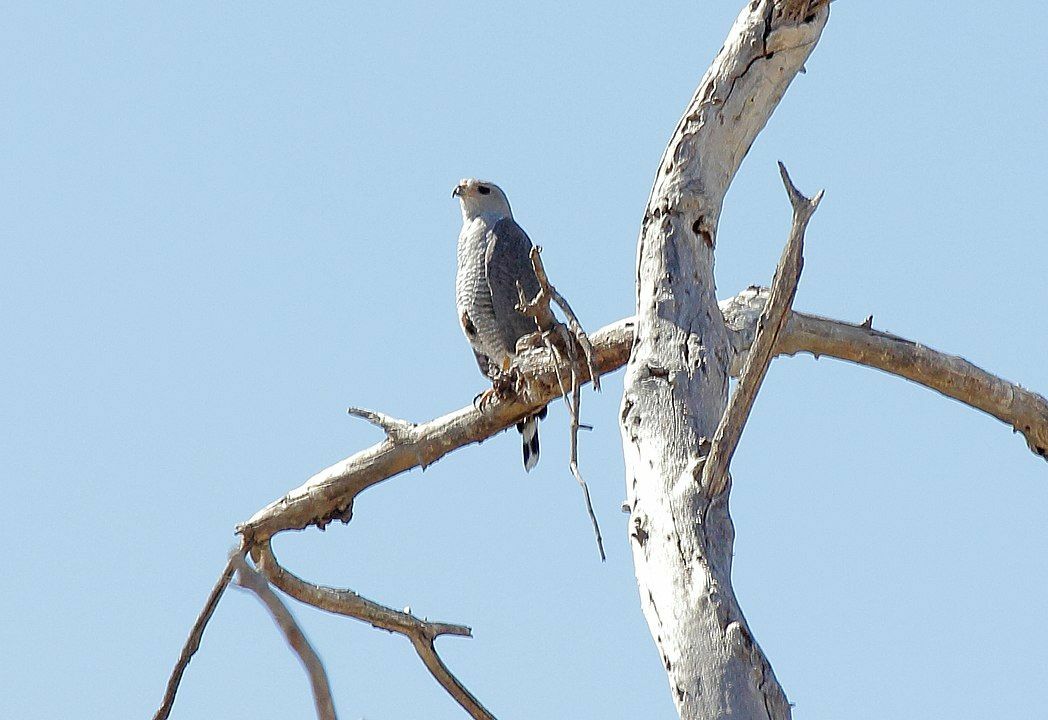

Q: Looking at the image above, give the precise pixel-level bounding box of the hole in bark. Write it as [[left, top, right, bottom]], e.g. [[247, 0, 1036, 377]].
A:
[[692, 217, 713, 247]]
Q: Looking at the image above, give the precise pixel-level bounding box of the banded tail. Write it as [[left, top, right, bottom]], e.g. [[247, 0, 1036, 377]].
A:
[[516, 405, 548, 472]]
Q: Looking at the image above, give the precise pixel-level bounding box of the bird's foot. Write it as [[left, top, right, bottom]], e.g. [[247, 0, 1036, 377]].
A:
[[500, 365, 531, 398], [473, 388, 499, 412], [473, 367, 528, 413]]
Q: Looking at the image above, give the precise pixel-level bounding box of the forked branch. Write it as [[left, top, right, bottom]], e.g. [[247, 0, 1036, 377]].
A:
[[250, 540, 493, 720]]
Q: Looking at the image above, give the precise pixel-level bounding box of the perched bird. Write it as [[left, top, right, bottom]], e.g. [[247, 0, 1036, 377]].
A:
[[453, 178, 553, 471]]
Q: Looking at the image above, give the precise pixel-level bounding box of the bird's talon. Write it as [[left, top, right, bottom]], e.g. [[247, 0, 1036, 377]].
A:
[[474, 388, 499, 412]]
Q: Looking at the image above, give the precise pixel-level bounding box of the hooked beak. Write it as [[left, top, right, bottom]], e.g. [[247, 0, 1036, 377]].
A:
[[452, 185, 463, 198]]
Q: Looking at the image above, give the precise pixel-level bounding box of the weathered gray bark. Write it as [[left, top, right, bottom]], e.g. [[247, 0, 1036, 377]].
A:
[[619, 2, 829, 718]]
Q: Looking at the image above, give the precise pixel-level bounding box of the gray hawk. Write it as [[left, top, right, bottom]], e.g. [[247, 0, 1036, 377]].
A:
[[453, 178, 552, 471]]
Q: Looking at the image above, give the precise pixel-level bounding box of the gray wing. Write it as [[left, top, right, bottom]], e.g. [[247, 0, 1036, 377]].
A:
[[485, 217, 542, 357]]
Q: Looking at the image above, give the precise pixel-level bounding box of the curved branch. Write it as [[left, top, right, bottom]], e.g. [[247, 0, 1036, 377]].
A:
[[721, 287, 1048, 460], [233, 555, 337, 720], [780, 311, 1048, 459], [251, 540, 494, 720]]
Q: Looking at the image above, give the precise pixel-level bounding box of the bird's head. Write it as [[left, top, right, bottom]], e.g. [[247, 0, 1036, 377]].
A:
[[452, 178, 512, 221]]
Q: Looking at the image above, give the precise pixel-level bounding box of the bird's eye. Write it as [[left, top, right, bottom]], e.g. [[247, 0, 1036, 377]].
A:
[[477, 186, 491, 195]]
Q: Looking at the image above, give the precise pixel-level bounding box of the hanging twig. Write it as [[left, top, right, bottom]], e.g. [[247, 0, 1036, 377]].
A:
[[516, 248, 606, 560], [153, 541, 247, 720], [567, 361, 606, 561], [233, 554, 337, 720]]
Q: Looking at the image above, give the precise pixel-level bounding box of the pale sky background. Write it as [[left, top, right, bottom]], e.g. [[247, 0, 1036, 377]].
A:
[[2, 3, 1046, 719]]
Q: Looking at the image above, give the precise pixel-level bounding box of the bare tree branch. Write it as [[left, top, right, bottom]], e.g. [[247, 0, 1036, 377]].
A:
[[239, 296, 1046, 548], [250, 540, 494, 720], [346, 406, 418, 445], [702, 164, 822, 498], [720, 288, 1048, 460], [153, 542, 246, 720], [233, 555, 337, 720], [237, 319, 633, 543], [781, 312, 1048, 458]]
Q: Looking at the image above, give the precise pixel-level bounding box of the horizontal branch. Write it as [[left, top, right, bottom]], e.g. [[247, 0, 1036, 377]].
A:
[[239, 294, 1046, 541]]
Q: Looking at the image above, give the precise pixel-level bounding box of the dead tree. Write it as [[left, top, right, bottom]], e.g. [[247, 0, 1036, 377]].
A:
[[154, 2, 1047, 719]]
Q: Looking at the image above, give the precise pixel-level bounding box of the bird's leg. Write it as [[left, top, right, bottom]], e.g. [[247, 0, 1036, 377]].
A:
[[501, 363, 530, 400]]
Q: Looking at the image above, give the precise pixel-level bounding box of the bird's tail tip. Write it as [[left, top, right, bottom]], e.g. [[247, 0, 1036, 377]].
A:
[[520, 415, 541, 472]]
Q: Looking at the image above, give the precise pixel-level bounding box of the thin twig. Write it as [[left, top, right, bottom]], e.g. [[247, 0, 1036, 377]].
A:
[[153, 541, 247, 720], [250, 540, 494, 720], [508, 247, 608, 558], [233, 555, 337, 720], [526, 247, 600, 391], [567, 359, 606, 561], [702, 163, 822, 497]]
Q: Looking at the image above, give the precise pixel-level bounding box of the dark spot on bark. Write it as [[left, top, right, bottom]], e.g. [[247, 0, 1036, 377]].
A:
[[646, 364, 669, 379], [632, 517, 649, 546], [620, 397, 634, 423], [692, 217, 713, 247]]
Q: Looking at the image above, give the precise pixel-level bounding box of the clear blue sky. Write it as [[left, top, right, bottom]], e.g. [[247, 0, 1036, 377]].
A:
[[2, 3, 1045, 719]]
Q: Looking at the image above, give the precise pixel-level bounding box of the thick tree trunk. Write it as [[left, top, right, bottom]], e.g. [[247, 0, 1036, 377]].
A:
[[619, 2, 828, 718]]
